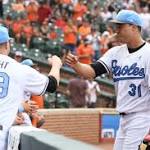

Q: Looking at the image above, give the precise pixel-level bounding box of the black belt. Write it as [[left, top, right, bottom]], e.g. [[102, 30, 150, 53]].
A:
[[119, 112, 136, 116], [119, 112, 127, 116], [0, 125, 3, 130]]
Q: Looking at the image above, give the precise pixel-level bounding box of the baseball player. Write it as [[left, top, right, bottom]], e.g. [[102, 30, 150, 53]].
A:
[[65, 10, 150, 150], [0, 26, 62, 150], [85, 79, 101, 108]]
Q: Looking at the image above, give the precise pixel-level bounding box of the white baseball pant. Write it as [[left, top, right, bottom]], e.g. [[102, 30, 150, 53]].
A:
[[113, 111, 150, 150], [0, 129, 9, 150]]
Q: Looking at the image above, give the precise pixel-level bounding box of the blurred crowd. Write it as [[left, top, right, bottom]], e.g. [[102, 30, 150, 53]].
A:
[[0, 0, 150, 65]]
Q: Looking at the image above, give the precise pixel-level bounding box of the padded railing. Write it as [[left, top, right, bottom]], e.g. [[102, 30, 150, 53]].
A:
[[20, 131, 101, 150]]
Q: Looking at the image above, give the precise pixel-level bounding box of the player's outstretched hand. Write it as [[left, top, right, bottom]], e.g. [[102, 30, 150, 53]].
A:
[[48, 55, 62, 68], [64, 52, 78, 67]]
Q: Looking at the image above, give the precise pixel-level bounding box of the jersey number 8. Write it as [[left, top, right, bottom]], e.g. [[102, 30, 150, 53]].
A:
[[0, 72, 9, 98]]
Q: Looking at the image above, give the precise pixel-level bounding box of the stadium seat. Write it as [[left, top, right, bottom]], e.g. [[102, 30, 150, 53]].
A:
[[56, 93, 69, 108], [31, 48, 47, 63], [44, 40, 54, 53], [19, 43, 27, 50], [44, 92, 69, 108], [45, 40, 62, 56], [30, 37, 45, 52], [44, 92, 57, 108]]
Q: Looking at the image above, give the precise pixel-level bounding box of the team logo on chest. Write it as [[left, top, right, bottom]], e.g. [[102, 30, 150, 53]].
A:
[[112, 60, 145, 82]]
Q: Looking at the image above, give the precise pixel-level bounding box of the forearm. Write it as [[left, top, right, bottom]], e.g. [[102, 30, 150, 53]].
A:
[[48, 56, 62, 86], [64, 52, 96, 79], [73, 62, 96, 79], [48, 65, 61, 86]]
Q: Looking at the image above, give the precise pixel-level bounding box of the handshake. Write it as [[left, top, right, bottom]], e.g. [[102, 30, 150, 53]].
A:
[[48, 51, 79, 68]]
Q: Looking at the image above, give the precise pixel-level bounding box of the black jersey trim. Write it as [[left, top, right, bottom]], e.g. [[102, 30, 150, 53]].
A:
[[97, 60, 110, 73], [90, 61, 108, 77]]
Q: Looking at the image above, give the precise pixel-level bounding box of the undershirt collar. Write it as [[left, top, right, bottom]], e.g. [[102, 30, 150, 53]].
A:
[[128, 42, 146, 53]]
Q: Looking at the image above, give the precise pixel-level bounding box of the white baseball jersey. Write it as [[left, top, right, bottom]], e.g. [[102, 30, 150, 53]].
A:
[[99, 42, 150, 113], [0, 54, 48, 149]]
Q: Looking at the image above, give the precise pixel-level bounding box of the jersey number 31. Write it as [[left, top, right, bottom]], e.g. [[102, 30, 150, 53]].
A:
[[0, 72, 9, 98], [128, 84, 141, 97]]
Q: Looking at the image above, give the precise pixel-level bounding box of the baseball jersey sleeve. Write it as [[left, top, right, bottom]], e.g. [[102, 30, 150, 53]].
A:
[[97, 47, 117, 73], [145, 55, 150, 89], [97, 45, 124, 74], [22, 65, 49, 95]]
